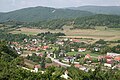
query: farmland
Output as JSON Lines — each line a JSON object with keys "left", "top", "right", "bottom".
{"left": 10, "top": 27, "right": 120, "bottom": 41}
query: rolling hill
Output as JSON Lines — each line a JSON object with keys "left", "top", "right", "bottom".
{"left": 29, "top": 14, "right": 120, "bottom": 29}
{"left": 69, "top": 6, "right": 120, "bottom": 15}
{"left": 0, "top": 6, "right": 94, "bottom": 22}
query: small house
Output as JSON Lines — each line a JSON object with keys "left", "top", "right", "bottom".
{"left": 78, "top": 48, "right": 86, "bottom": 52}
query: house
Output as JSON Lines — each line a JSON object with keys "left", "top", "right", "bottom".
{"left": 106, "top": 59, "right": 113, "bottom": 64}
{"left": 74, "top": 64, "right": 81, "bottom": 68}
{"left": 42, "top": 46, "right": 49, "bottom": 50}
{"left": 105, "top": 56, "right": 113, "bottom": 64}
{"left": 114, "top": 56, "right": 120, "bottom": 62}
{"left": 107, "top": 52, "right": 120, "bottom": 57}
{"left": 59, "top": 52, "right": 65, "bottom": 57}
{"left": 34, "top": 65, "right": 40, "bottom": 72}
{"left": 71, "top": 49, "right": 75, "bottom": 52}
{"left": 98, "top": 56, "right": 105, "bottom": 61}
{"left": 84, "top": 54, "right": 91, "bottom": 60}
{"left": 104, "top": 63, "right": 112, "bottom": 67}
{"left": 64, "top": 38, "right": 68, "bottom": 41}
{"left": 78, "top": 48, "right": 86, "bottom": 52}
{"left": 93, "top": 47, "right": 100, "bottom": 52}
{"left": 72, "top": 39, "right": 80, "bottom": 43}
{"left": 56, "top": 41, "right": 64, "bottom": 45}
{"left": 64, "top": 56, "right": 74, "bottom": 63}
{"left": 61, "top": 70, "right": 69, "bottom": 79}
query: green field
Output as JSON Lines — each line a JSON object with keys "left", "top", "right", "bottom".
{"left": 9, "top": 26, "right": 120, "bottom": 41}
{"left": 66, "top": 51, "right": 102, "bottom": 57}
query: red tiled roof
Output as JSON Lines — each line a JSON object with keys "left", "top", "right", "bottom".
{"left": 74, "top": 64, "right": 81, "bottom": 68}
{"left": 43, "top": 46, "right": 49, "bottom": 49}
{"left": 78, "top": 48, "right": 86, "bottom": 50}
{"left": 114, "top": 56, "right": 120, "bottom": 61}
{"left": 105, "top": 56, "right": 112, "bottom": 59}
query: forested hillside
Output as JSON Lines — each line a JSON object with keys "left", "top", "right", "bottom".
{"left": 73, "top": 14, "right": 120, "bottom": 29}
{"left": 0, "top": 6, "right": 93, "bottom": 22}
{"left": 29, "top": 14, "right": 120, "bottom": 29}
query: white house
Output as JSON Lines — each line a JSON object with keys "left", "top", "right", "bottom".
{"left": 104, "top": 63, "right": 112, "bottom": 67}
{"left": 78, "top": 48, "right": 86, "bottom": 52}
{"left": 107, "top": 52, "right": 120, "bottom": 57}
{"left": 71, "top": 49, "right": 75, "bottom": 52}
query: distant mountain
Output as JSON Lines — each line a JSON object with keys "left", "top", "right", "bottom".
{"left": 0, "top": 13, "right": 4, "bottom": 17}
{"left": 69, "top": 6, "right": 120, "bottom": 15}
{"left": 0, "top": 6, "right": 93, "bottom": 22}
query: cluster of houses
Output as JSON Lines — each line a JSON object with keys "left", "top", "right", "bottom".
{"left": 10, "top": 37, "right": 120, "bottom": 71}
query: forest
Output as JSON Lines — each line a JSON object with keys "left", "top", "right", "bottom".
{"left": 28, "top": 14, "right": 120, "bottom": 29}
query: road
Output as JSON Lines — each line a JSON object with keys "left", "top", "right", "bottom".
{"left": 47, "top": 54, "right": 71, "bottom": 67}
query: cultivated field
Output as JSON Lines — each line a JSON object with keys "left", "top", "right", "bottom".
{"left": 10, "top": 27, "right": 120, "bottom": 41}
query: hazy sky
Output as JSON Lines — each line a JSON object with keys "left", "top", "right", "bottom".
{"left": 0, "top": 0, "right": 120, "bottom": 12}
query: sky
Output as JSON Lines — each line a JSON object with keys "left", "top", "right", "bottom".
{"left": 0, "top": 0, "right": 120, "bottom": 12}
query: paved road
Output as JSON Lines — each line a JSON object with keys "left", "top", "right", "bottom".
{"left": 47, "top": 54, "right": 71, "bottom": 67}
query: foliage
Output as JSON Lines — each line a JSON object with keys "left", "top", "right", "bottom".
{"left": 26, "top": 53, "right": 41, "bottom": 63}
{"left": 0, "top": 30, "right": 29, "bottom": 42}
{"left": 46, "top": 58, "right": 52, "bottom": 63}
{"left": 95, "top": 39, "right": 107, "bottom": 44}
{"left": 0, "top": 6, "right": 93, "bottom": 22}
{"left": 112, "top": 45, "right": 120, "bottom": 53}
{"left": 28, "top": 14, "right": 120, "bottom": 29}
{"left": 74, "top": 14, "right": 120, "bottom": 29}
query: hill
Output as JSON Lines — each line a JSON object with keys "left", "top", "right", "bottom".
{"left": 68, "top": 6, "right": 120, "bottom": 15}
{"left": 0, "top": 6, "right": 93, "bottom": 22}
{"left": 73, "top": 14, "right": 120, "bottom": 29}
{"left": 29, "top": 14, "right": 120, "bottom": 29}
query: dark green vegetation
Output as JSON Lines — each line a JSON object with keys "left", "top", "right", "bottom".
{"left": 69, "top": 6, "right": 120, "bottom": 15}
{"left": 0, "top": 29, "right": 29, "bottom": 42}
{"left": 0, "top": 6, "right": 93, "bottom": 22}
{"left": 112, "top": 45, "right": 120, "bottom": 53}
{"left": 0, "top": 41, "right": 120, "bottom": 80}
{"left": 37, "top": 32, "right": 66, "bottom": 37}
{"left": 74, "top": 14, "right": 120, "bottom": 28}
{"left": 29, "top": 14, "right": 120, "bottom": 29}
{"left": 30, "top": 19, "right": 70, "bottom": 29}
{"left": 37, "top": 32, "right": 65, "bottom": 43}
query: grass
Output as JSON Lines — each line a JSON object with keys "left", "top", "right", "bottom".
{"left": 66, "top": 51, "right": 102, "bottom": 57}
{"left": 66, "top": 52, "right": 78, "bottom": 56}
{"left": 81, "top": 51, "right": 102, "bottom": 57}
{"left": 9, "top": 27, "right": 120, "bottom": 41}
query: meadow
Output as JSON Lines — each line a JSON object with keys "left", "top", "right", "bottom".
{"left": 10, "top": 26, "right": 120, "bottom": 41}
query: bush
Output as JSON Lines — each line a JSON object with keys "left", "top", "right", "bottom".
{"left": 46, "top": 58, "right": 52, "bottom": 63}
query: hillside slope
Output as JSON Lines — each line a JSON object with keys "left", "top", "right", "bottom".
{"left": 29, "top": 14, "right": 120, "bottom": 29}
{"left": 0, "top": 6, "right": 93, "bottom": 22}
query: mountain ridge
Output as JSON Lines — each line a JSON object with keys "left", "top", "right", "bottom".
{"left": 68, "top": 6, "right": 120, "bottom": 15}
{"left": 0, "top": 6, "right": 94, "bottom": 22}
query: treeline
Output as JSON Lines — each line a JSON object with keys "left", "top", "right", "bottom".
{"left": 0, "top": 30, "right": 29, "bottom": 42}
{"left": 28, "top": 14, "right": 120, "bottom": 29}
{"left": 37, "top": 32, "right": 66, "bottom": 43}
{"left": 37, "top": 31, "right": 66, "bottom": 37}
{"left": 29, "top": 19, "right": 72, "bottom": 30}
{"left": 74, "top": 14, "right": 120, "bottom": 29}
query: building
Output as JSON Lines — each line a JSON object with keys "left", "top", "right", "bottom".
{"left": 114, "top": 56, "right": 120, "bottom": 62}
{"left": 107, "top": 52, "right": 120, "bottom": 57}
{"left": 78, "top": 48, "right": 86, "bottom": 52}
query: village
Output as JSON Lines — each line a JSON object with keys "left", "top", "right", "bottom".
{"left": 9, "top": 31, "right": 120, "bottom": 73}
